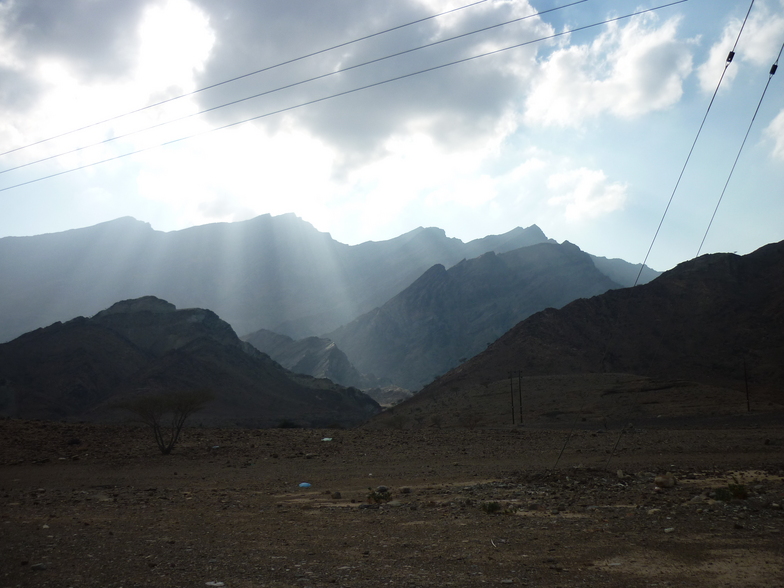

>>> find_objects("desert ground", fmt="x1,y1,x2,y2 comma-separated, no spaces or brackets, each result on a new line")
1,417,783,588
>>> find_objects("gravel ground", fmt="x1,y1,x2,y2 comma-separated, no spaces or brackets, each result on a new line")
1,419,783,587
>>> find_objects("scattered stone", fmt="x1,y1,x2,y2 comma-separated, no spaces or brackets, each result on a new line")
331,491,342,500
654,473,677,488
664,527,675,533
30,563,47,571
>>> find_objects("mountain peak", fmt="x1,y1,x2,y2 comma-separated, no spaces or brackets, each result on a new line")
94,296,176,317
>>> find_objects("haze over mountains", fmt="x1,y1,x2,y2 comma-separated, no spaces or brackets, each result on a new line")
326,241,620,390
0,214,657,347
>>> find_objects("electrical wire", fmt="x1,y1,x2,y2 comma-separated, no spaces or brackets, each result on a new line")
0,0,492,159
0,1,687,195
631,0,754,287
0,0,590,177
696,40,783,258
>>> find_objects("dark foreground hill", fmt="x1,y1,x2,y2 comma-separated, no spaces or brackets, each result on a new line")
328,241,621,390
0,297,380,427
368,241,784,428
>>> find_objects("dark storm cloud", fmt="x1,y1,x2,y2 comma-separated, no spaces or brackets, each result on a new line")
190,0,549,165
2,0,155,81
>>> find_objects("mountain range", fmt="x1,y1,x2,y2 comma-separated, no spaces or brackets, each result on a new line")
368,241,784,428
325,241,621,390
0,214,657,345
0,296,379,427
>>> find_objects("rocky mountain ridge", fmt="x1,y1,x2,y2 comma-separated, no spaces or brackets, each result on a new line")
0,296,380,427
370,240,784,428
327,241,621,390
0,214,657,344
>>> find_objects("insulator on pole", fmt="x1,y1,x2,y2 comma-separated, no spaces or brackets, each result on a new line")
726,51,735,63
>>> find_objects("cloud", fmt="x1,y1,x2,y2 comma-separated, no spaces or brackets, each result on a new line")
524,14,693,127
188,0,551,170
0,0,215,159
765,109,784,162
697,0,784,92
546,167,627,221
0,0,155,84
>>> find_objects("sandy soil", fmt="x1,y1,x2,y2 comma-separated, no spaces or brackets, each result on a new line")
1,418,783,587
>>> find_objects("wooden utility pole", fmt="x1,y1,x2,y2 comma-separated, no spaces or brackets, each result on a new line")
517,371,523,425
508,372,515,425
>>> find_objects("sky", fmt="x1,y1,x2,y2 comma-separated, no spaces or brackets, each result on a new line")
0,0,783,271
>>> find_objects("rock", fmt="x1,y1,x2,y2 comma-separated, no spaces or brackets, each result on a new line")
654,473,677,488
664,527,675,533
30,563,47,571
331,491,342,500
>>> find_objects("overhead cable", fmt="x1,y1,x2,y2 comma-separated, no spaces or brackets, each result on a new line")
696,39,783,257
631,0,755,286
0,1,688,195
0,0,590,176
0,0,491,158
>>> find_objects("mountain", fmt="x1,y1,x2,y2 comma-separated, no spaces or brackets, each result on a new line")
0,215,555,343
0,214,658,344
370,241,784,428
589,254,660,287
327,241,622,390
242,328,377,390
0,296,380,427
240,329,412,406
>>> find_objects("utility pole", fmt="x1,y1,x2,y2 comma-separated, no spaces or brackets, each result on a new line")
517,371,523,425
508,372,515,425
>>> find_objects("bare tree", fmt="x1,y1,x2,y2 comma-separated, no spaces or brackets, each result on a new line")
115,389,214,455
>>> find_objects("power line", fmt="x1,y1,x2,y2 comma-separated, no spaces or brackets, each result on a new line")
631,0,754,287
0,0,590,176
0,0,491,159
696,39,783,257
0,1,688,195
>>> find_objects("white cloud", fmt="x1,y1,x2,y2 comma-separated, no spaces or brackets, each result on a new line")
546,167,627,221
698,0,784,92
525,14,693,127
765,109,784,162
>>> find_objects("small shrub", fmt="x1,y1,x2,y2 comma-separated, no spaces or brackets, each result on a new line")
481,501,501,514
728,483,749,500
367,486,392,503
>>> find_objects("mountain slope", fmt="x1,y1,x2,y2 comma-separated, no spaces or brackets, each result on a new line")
0,215,560,343
400,241,784,423
0,296,380,427
328,241,621,390
242,329,377,390
0,215,658,344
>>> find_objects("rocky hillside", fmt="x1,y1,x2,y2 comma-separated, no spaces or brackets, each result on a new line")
0,297,380,427
328,241,621,390
242,329,378,390
375,241,784,427
0,214,659,344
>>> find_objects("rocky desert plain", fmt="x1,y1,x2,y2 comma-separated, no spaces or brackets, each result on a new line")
1,407,782,588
